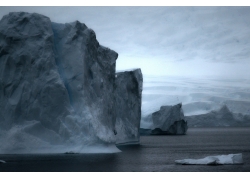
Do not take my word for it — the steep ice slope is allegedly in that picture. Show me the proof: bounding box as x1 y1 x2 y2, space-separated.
0 12 119 153
0 12 71 135
115 69 143 145
52 21 118 143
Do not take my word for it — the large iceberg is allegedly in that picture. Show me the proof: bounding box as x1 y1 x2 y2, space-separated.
175 153 243 165
0 12 119 153
115 69 143 145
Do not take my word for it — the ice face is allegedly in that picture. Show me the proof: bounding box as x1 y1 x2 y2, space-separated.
0 12 71 132
115 69 143 145
0 12 119 153
152 104 185 131
51 21 118 143
142 103 187 135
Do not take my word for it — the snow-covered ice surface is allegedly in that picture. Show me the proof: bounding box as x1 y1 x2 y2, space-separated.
141 75 250 128
175 153 243 165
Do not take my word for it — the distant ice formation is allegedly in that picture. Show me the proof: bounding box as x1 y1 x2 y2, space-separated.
140 103 187 135
175 153 243 165
115 69 143 145
141 75 250 128
0 12 126 153
151 103 187 135
186 105 250 127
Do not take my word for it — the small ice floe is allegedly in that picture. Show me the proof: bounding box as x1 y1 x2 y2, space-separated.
0 160 6 163
175 153 243 165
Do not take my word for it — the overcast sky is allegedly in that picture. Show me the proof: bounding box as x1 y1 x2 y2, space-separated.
1 6 250 79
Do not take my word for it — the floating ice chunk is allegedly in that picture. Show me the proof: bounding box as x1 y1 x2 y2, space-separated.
175 153 243 165
0 160 6 163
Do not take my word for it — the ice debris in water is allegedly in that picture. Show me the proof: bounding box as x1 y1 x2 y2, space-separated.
175 153 243 165
0 160 6 163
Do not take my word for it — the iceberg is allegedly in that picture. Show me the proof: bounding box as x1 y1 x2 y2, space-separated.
115 69 143 145
175 153 243 165
150 103 188 135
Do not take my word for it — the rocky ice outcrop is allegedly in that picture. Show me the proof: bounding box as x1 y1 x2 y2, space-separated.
0 12 118 153
150 103 187 135
175 153 243 165
115 69 143 145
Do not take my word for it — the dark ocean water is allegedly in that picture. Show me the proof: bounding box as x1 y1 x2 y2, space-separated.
0 127 250 172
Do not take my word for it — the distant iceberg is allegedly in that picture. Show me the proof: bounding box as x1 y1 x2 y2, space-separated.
140 103 187 135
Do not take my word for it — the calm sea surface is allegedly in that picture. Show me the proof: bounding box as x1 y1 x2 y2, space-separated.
0 127 250 172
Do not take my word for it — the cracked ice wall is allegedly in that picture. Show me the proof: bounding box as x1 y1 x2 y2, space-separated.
0 12 118 153
115 69 143 145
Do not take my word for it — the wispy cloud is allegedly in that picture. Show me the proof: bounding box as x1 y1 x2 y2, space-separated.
1 6 250 77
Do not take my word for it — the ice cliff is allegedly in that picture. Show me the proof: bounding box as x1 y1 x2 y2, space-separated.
115 69 143 145
0 12 119 153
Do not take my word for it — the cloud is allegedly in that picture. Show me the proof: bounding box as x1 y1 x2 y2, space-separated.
1 6 250 78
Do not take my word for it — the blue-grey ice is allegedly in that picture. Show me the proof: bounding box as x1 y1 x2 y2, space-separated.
175 153 243 165
115 69 143 145
141 103 187 135
0 12 121 153
0 11 146 153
